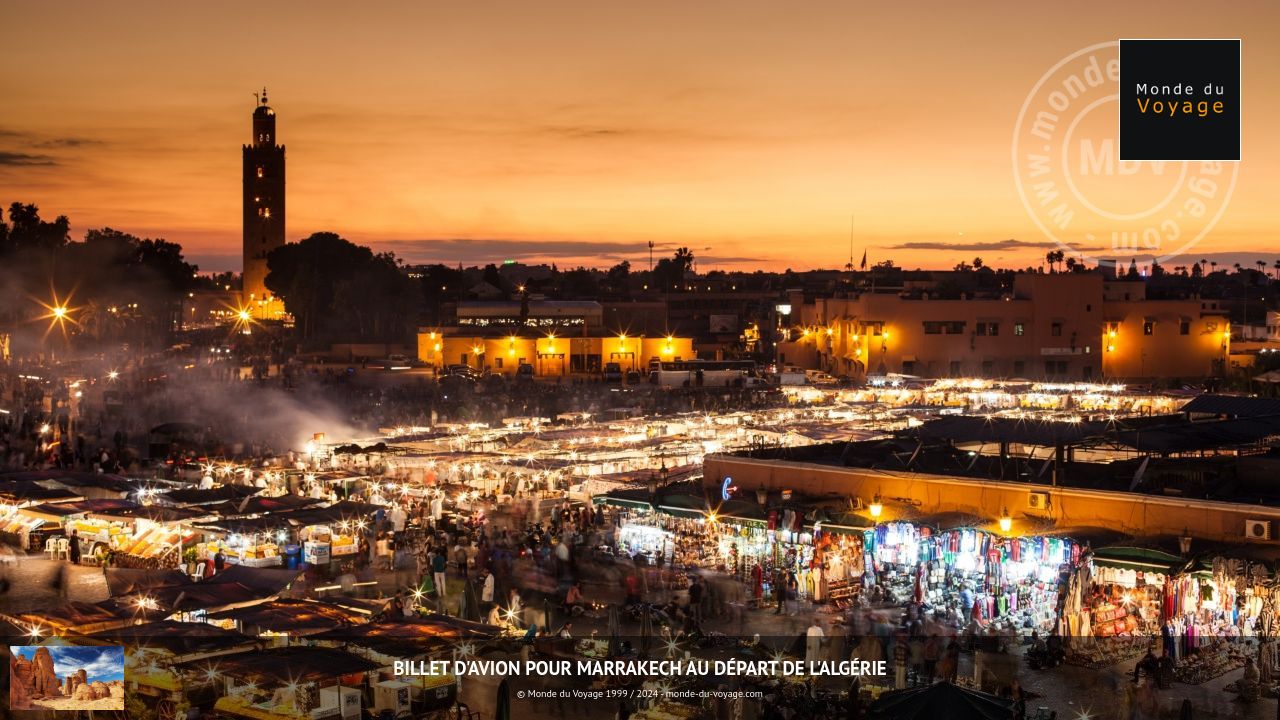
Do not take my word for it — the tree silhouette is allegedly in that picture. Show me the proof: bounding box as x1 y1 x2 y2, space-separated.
653 248 695 290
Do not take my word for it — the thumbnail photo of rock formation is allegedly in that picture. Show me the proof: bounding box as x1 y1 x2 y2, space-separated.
9 645 125 711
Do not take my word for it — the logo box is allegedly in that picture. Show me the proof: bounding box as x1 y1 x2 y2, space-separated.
1119 39 1241 161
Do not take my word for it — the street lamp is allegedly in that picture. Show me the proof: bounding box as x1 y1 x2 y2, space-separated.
999 508 1013 534
1179 528 1193 556
868 493 883 519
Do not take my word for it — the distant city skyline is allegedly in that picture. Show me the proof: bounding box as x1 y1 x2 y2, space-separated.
2 1 1278 273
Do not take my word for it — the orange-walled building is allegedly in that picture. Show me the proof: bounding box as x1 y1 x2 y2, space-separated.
778 273 1228 381
417 331 694 377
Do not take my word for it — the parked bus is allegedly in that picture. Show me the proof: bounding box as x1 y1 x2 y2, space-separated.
647 359 763 388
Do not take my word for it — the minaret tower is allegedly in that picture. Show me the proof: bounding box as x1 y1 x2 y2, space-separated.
242 87 286 317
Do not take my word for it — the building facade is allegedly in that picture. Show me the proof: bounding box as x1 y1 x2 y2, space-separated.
242 88 287 319
778 273 1229 381
417 332 695 376
418 300 694 376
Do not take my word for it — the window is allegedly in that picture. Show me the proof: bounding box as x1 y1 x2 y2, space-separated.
1179 319 1190 335
1082 365 1093 380
1143 321 1154 336
256 166 264 178
981 360 994 375
1013 360 1025 376
460 353 469 365
1014 323 1026 336
924 321 966 334
1051 322 1063 337
494 358 504 369
975 322 999 336
949 361 961 375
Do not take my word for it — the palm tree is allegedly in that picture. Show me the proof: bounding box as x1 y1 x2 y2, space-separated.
1273 260 1280 280
1256 260 1267 274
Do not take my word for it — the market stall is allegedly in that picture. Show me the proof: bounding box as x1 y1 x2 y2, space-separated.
195 521 287 569
0 481 82 550
312 614 505 715
863 522 1076 637
87 505 210 569
17 499 146 563
299 522 360 565
176 646 379 720
1057 546 1268 682
91 621 256 720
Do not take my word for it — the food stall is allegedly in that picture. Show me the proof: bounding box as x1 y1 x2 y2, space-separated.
87 505 211 569
0 482 83 550
286 501 383 570
177 646 379 720
193 516 289 569
17 499 144 561
199 534 285 568
299 523 360 566
312 614 504 715
90 620 256 720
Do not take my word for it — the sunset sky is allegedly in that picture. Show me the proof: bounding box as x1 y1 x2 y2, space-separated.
1 1 1277 273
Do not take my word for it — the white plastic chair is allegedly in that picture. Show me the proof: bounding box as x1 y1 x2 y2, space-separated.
55 537 69 561
192 563 206 580
44 537 58 560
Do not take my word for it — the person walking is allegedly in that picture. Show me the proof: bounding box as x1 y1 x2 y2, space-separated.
806 620 826 665
481 568 496 613
432 548 449 600
687 575 704 624
893 632 908 689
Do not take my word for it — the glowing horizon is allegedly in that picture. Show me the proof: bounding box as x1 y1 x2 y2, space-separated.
2 1 1277 273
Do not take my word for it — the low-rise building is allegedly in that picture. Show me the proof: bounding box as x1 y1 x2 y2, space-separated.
778 273 1229 381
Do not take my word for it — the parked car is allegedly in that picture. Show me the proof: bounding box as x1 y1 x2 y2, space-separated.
602 362 623 383
444 364 481 380
516 363 535 382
